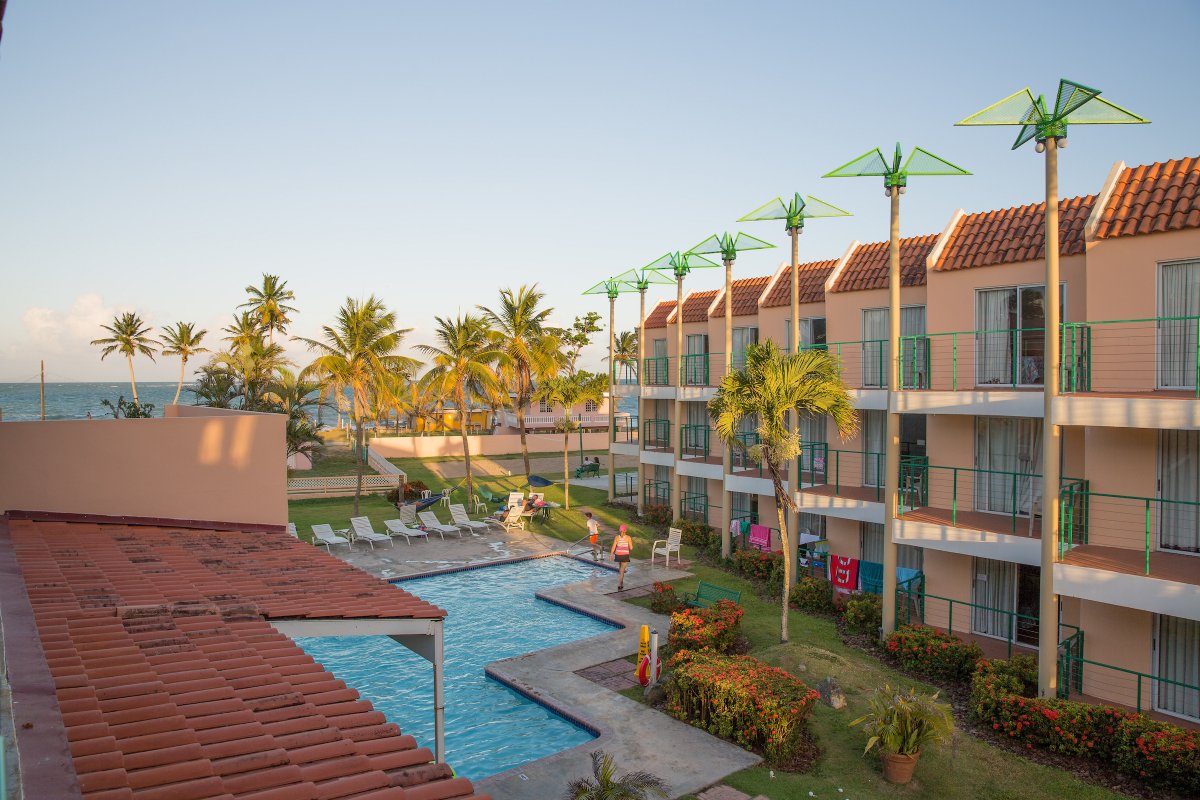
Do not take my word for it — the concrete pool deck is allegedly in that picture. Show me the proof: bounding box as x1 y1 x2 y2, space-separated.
325 527 763 799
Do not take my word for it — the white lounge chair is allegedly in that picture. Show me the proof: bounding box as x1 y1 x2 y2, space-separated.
449 504 491 533
507 491 525 510
651 527 683 568
349 516 395 549
311 524 351 551
419 510 463 537
501 506 527 531
286 522 299 538
384 518 433 543
397 503 418 527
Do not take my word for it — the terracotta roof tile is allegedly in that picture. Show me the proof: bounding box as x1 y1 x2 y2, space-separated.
643 300 676 330
934 195 1095 271
1094 156 1200 239
760 259 839 307
831 235 937 292
1 518 489 800
710 275 771 317
679 290 718 323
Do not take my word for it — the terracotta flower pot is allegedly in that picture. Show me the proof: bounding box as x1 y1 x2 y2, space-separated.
881 751 920 784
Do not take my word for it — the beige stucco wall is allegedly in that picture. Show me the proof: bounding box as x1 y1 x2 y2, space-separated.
1078 600 1153 710
825 286 927 389
0 405 286 526
919 549 975 634
1081 427 1158 550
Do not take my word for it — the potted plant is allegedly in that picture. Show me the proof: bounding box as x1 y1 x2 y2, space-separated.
849 684 954 785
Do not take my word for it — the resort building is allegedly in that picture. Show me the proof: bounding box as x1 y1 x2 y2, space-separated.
614 155 1200 723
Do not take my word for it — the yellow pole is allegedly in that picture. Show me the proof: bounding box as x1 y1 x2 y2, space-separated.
787 225 801 587
1039 137 1062 698
721 258 734 558
881 186 901 638
636 288 647 517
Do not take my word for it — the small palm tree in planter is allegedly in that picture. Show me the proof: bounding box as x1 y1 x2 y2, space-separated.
564 750 669 800
850 684 954 785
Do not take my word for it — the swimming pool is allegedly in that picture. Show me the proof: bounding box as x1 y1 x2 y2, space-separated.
297 556 617 781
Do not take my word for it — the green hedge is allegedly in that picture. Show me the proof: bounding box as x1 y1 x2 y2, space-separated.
885 624 984 683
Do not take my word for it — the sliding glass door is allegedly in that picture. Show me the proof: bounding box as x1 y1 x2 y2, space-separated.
1156 615 1200 721
1159 430 1200 554
972 557 1040 645
862 306 926 388
975 417 1042 516
975 285 1065 386
1159 261 1200 389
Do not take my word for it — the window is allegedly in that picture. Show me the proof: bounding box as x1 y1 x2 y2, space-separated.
862 306 926 388
863 410 885 487
971 558 1040 645
538 399 553 414
785 317 827 353
1159 261 1200 389
860 522 921 570
684 334 710 385
1156 614 1200 721
648 338 669 385
797 512 826 538
732 326 759 370
1159 430 1199 554
975 284 1065 386
682 402 709 458
584 400 598 413
974 417 1042 516
799 412 827 473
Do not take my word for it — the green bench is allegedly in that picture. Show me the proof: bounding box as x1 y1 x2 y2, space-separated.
682 581 742 608
574 461 600 478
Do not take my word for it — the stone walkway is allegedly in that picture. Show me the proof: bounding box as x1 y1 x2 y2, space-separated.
697 786 770 800
576 658 641 692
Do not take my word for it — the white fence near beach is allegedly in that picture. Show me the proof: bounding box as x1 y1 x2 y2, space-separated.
287 474 404 499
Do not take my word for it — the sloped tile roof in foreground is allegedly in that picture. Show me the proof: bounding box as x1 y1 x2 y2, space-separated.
0 516 488 800
1094 156 1200 239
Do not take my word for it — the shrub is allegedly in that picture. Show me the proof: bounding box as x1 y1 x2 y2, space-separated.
642 504 673 527
841 592 882 636
729 548 783 584
649 582 684 615
665 650 819 764
970 656 1037 719
667 599 744 655
885 625 984 683
1111 715 1200 794
849 684 954 757
789 576 835 615
676 518 713 547
386 479 432 504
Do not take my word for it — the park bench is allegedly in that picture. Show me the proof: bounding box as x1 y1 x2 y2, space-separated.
682 580 742 609
574 461 600 478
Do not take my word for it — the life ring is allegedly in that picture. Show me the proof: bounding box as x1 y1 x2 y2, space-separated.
637 655 662 687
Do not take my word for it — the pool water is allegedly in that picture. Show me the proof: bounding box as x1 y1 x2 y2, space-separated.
297 557 616 781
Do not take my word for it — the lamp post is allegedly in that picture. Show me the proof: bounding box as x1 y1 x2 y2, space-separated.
824 143 970 639
958 79 1147 698
584 276 642 501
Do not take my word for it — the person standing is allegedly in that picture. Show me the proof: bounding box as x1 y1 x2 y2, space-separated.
585 511 602 561
610 523 633 591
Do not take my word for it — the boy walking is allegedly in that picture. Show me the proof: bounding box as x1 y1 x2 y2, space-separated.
585 511 602 561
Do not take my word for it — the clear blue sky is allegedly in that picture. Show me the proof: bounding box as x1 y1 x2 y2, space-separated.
1 0 1197 382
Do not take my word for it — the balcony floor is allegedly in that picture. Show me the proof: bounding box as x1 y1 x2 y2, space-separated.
901 506 1042 539
1060 544 1200 587
800 483 884 504
678 453 722 466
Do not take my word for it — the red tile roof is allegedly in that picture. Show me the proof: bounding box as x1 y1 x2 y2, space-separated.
2 518 487 800
643 300 676 330
830 235 937 292
710 276 771 318
761 260 839 308
1094 156 1200 239
678 290 718 323
933 195 1095 271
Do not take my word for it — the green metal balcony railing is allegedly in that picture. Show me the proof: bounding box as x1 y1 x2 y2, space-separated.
796 442 887 500
615 471 638 498
612 359 639 386
680 352 724 387
898 328 1066 390
898 461 1089 539
612 415 639 444
1055 650 1200 719
813 339 887 389
681 492 714 524
643 356 671 386
1061 315 1200 396
679 424 713 459
1060 490 1199 574
643 479 671 508
730 431 762 475
642 418 671 450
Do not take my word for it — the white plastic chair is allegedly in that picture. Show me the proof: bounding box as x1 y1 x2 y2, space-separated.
449 504 491 533
440 488 451 508
349 516 395 549
652 527 683 567
384 519 432 544
311 524 351 551
472 494 488 515
420 489 432 500
286 522 299 538
419 510 463 537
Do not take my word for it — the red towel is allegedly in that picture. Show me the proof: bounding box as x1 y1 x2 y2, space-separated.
830 555 859 593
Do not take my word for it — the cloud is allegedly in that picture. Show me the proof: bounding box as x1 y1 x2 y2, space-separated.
21 294 119 354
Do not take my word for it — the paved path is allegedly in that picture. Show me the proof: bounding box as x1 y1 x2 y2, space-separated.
420 453 639 480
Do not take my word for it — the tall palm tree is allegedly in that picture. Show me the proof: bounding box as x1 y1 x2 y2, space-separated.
160 322 209 404
710 342 857 643
90 312 157 404
479 285 563 480
609 330 638 384
416 315 503 503
297 296 420 514
212 338 289 411
265 368 328 461
222 311 263 354
533 372 606 510
190 364 240 408
240 273 298 345
564 750 669 800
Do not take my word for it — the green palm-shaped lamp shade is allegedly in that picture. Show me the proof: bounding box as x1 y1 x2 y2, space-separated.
612 267 677 292
956 78 1148 150
642 250 722 278
737 193 851 231
583 276 639 301
824 142 970 194
686 232 775 264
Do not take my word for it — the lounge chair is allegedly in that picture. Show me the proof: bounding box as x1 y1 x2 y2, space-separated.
501 506 527 531
384 518 433 544
419 510 464 537
286 522 299 538
449 504 492 533
311 524 351 551
349 516 395 550
652 527 683 568
507 491 525 510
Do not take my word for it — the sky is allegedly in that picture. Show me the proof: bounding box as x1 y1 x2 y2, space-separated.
1 0 1197 384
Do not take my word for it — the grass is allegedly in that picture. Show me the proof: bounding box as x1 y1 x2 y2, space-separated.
633 567 1132 800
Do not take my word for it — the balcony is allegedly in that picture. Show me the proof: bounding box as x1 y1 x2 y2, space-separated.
1055 489 1200 620
810 341 887 410
678 352 725 400
641 356 675 399
610 414 638 457
643 479 671 509
611 360 640 395
678 423 723 480
680 491 717 525
640 418 674 467
793 443 886 524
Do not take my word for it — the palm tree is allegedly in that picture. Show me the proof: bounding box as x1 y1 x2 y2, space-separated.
90 312 157 404
297 296 420 514
212 337 289 411
240 273 298 345
160 322 209 404
533 372 606 510
190 364 240 408
609 330 638 384
710 342 857 643
222 311 263 353
564 750 668 800
479 285 563 480
416 315 503 503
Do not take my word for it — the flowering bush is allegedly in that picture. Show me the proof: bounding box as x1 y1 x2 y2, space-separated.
641 504 673 527
675 518 713 547
665 650 819 764
729 548 784 584
841 592 882 636
970 659 1200 794
789 576 835 614
970 656 1037 717
885 625 984 683
649 582 684 615
667 599 744 655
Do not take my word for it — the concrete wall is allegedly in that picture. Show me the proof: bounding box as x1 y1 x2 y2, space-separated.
0 405 286 526
368 431 611 459
825 286 927 389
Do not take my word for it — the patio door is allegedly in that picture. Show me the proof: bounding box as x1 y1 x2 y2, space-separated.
975 285 1065 386
972 557 1040 645
1156 614 1200 721
799 411 827 473
975 417 1042 516
732 326 758 370
787 317 827 352
863 410 885 487
862 306 926 388
684 402 709 458
1159 430 1200 554
1158 260 1200 389
685 334 709 385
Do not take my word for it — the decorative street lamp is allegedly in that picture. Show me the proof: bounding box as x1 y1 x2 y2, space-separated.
824 143 970 639
958 79 1147 697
